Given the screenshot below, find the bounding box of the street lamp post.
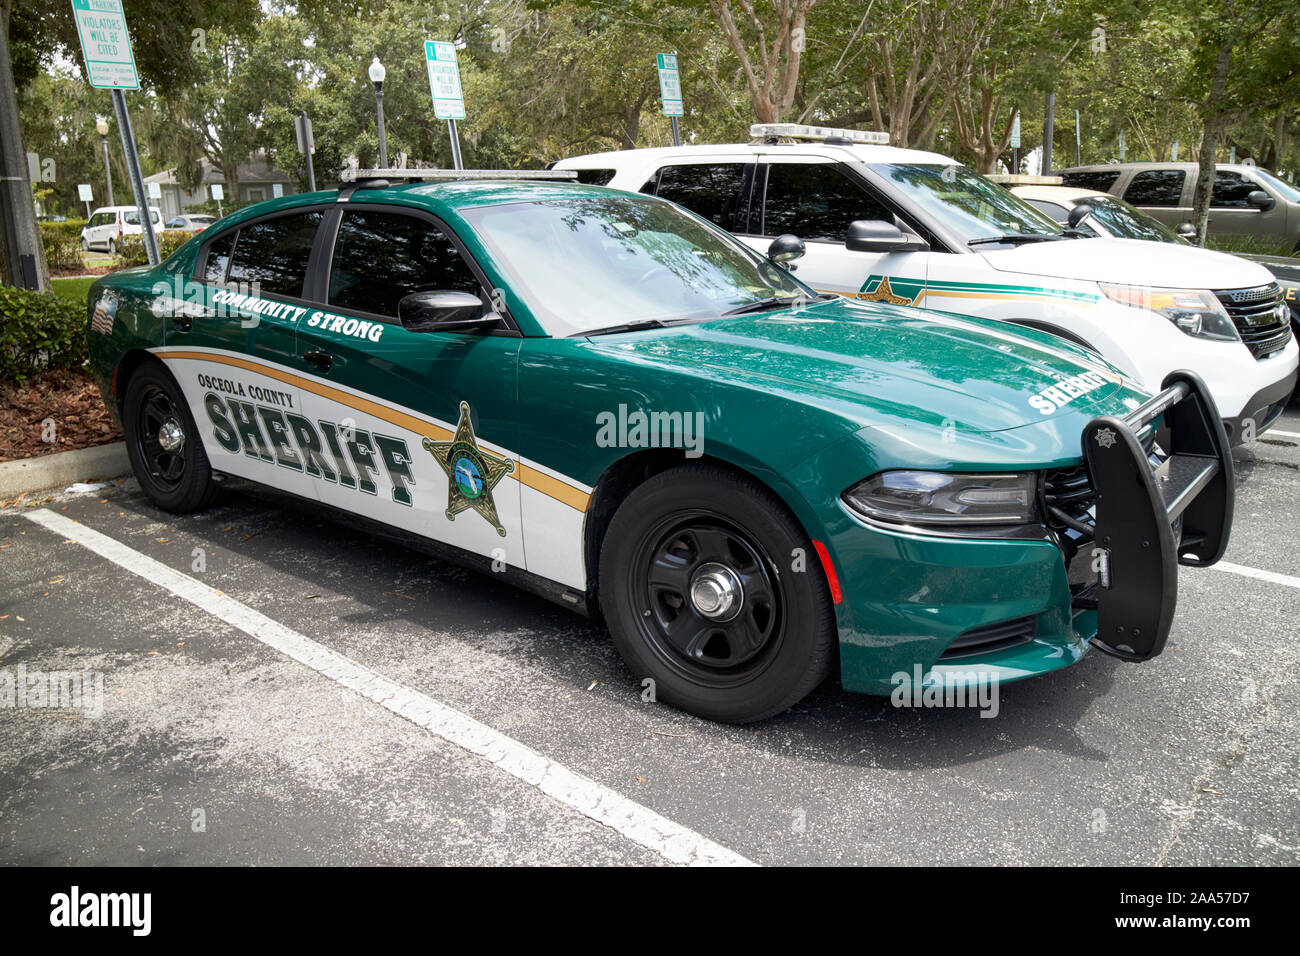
[368,56,389,169]
[96,116,114,206]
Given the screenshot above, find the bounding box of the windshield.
[870,163,1062,243]
[1250,169,1300,204]
[462,196,811,336]
[1084,195,1185,243]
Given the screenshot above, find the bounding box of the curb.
[0,442,129,499]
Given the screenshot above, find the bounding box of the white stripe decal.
[24,508,754,867]
[1207,560,1300,590]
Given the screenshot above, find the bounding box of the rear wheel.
[107,238,116,255]
[123,363,218,513]
[598,463,836,723]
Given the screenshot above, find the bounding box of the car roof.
[558,141,955,168]
[1061,162,1271,174]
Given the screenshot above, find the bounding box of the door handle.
[303,348,333,371]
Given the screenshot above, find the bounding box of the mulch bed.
[0,369,121,463]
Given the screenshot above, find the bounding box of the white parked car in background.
[557,125,1298,440]
[163,213,216,234]
[80,205,162,254]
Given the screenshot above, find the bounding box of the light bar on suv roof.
[749,123,889,145]
[339,167,578,183]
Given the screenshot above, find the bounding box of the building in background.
[143,151,299,218]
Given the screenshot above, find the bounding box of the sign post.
[77,183,93,219]
[294,110,317,192]
[425,41,466,170]
[657,53,683,146]
[70,0,158,265]
[1009,111,1021,173]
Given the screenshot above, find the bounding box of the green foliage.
[0,285,88,384]
[39,220,88,274]
[1205,235,1299,258]
[112,231,194,269]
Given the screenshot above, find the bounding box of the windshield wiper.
[722,294,827,316]
[582,318,670,337]
[967,234,1067,247]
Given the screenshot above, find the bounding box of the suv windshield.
[462,196,812,336]
[870,163,1062,244]
[1083,195,1185,243]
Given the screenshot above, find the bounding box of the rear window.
[200,230,237,283]
[1123,170,1186,207]
[1061,170,1121,193]
[226,211,323,298]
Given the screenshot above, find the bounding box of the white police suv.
[557,124,1298,440]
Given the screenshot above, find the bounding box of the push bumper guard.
[1068,371,1234,662]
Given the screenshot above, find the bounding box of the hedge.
[40,219,87,274]
[112,229,192,268]
[0,284,89,384]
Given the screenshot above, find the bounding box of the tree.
[708,0,819,123]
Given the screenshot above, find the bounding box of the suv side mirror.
[1246,189,1275,212]
[767,234,806,265]
[845,220,928,253]
[1066,203,1093,229]
[1175,221,1198,240]
[398,291,498,333]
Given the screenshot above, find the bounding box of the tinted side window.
[1061,170,1121,192]
[762,163,891,241]
[653,164,748,230]
[201,231,236,283]
[1026,199,1069,223]
[226,211,323,298]
[327,210,480,318]
[1124,170,1185,207]
[572,168,616,186]
[1211,171,1255,208]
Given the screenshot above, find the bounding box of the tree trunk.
[1192,44,1234,245]
[0,0,49,290]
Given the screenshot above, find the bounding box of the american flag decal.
[90,297,116,336]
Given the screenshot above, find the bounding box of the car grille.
[1042,429,1160,529]
[939,615,1036,660]
[1214,283,1293,360]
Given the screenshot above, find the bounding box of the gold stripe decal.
[159,349,592,513]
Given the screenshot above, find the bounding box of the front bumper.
[818,371,1233,695]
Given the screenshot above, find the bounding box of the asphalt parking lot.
[2,402,1299,867]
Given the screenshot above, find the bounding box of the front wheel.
[123,363,218,513]
[598,464,836,723]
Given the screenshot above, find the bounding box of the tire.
[107,239,115,255]
[80,238,89,251]
[598,463,836,723]
[122,362,218,513]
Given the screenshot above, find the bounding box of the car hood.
[980,236,1275,290]
[1238,253,1300,284]
[582,298,1147,436]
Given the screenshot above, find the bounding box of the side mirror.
[845,220,928,253]
[1175,221,1198,240]
[767,234,806,265]
[1246,189,1275,212]
[1066,203,1093,229]
[398,290,498,333]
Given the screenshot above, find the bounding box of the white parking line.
[23,508,755,867]
[1208,560,1300,590]
[1263,429,1300,439]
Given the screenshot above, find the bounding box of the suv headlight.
[842,471,1037,526]
[1099,283,1239,341]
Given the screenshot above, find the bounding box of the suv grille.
[1042,429,1159,528]
[1215,284,1293,360]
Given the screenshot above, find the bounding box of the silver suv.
[1059,162,1300,250]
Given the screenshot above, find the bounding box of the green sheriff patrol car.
[84,170,1234,723]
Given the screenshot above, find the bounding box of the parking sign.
[425,41,466,120]
[70,0,139,90]
[657,53,683,118]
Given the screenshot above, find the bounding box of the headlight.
[842,471,1038,527]
[1099,283,1239,341]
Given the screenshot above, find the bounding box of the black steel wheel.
[123,362,218,513]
